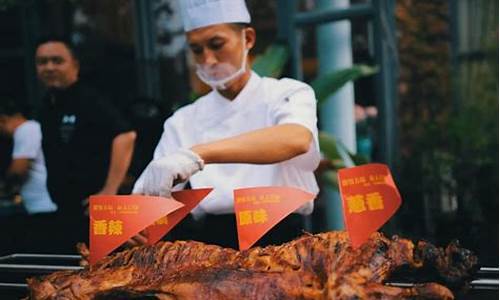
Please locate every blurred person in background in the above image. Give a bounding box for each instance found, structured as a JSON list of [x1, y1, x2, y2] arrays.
[[0, 96, 57, 254], [35, 36, 137, 253], [132, 0, 320, 249]]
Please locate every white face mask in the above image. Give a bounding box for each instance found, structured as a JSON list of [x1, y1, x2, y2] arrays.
[[195, 32, 249, 90]]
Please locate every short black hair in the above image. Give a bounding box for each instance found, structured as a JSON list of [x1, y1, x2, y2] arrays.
[[35, 34, 79, 60], [0, 95, 29, 117]]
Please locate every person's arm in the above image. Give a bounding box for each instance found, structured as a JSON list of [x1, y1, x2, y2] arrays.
[[191, 123, 313, 164], [97, 131, 137, 195], [7, 158, 31, 178], [133, 123, 314, 197], [5, 158, 31, 194]]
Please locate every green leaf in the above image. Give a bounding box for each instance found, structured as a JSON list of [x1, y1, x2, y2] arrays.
[[311, 65, 378, 105], [252, 44, 289, 78], [319, 131, 370, 170], [332, 138, 355, 168], [188, 90, 201, 102], [319, 131, 356, 169], [335, 141, 369, 166], [319, 131, 342, 161], [322, 170, 339, 190]]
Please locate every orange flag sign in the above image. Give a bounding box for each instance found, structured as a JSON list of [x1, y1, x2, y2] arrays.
[[234, 187, 315, 250], [144, 188, 213, 245], [89, 195, 184, 265], [338, 163, 401, 248]]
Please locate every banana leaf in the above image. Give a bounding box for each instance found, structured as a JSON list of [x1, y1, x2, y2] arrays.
[[319, 131, 353, 168], [319, 131, 370, 168], [335, 138, 370, 166], [252, 44, 289, 78], [311, 65, 378, 105]]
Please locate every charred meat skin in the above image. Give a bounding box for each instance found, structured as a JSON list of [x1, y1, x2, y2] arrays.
[[27, 231, 477, 300]]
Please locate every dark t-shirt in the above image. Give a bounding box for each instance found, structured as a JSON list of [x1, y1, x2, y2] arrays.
[[38, 82, 132, 213]]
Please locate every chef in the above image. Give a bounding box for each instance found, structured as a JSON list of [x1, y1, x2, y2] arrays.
[[132, 0, 321, 249]]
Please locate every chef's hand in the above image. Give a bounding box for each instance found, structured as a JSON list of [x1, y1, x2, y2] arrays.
[[82, 187, 118, 216], [132, 149, 204, 197]]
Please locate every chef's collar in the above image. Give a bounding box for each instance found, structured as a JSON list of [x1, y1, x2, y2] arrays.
[[212, 71, 261, 107]]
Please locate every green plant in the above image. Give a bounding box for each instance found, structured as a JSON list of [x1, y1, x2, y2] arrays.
[[311, 65, 377, 184], [0, 0, 18, 10], [252, 44, 289, 78], [395, 0, 498, 264], [311, 65, 378, 106]]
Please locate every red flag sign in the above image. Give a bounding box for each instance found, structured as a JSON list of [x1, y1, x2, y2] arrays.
[[89, 195, 184, 265], [338, 163, 401, 248], [234, 187, 315, 250], [144, 188, 213, 245]]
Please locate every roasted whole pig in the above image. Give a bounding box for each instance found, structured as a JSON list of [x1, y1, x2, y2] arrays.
[[27, 231, 478, 300]]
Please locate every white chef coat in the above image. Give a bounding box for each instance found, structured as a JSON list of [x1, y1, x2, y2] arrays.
[[137, 71, 320, 218], [12, 120, 57, 214]]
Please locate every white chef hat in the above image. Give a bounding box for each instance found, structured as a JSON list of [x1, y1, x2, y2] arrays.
[[179, 0, 251, 32]]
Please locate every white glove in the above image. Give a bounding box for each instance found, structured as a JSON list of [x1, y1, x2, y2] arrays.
[[132, 149, 204, 197]]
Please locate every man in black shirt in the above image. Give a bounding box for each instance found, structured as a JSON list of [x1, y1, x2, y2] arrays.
[[35, 36, 137, 253]]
